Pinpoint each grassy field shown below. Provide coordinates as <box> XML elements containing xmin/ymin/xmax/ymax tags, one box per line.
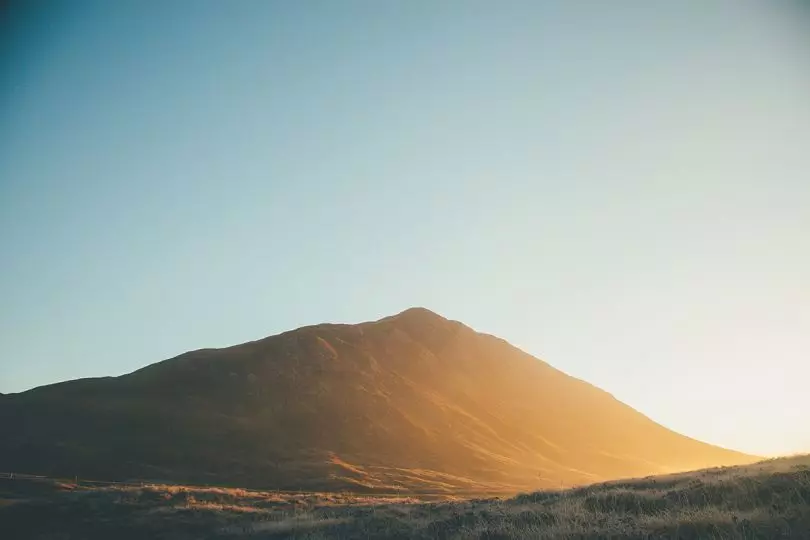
<box><xmin>1</xmin><ymin>455</ymin><xmax>808</xmax><ymax>539</ymax></box>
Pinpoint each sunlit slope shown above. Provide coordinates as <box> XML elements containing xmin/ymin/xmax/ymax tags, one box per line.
<box><xmin>0</xmin><ymin>308</ymin><xmax>755</xmax><ymax>492</ymax></box>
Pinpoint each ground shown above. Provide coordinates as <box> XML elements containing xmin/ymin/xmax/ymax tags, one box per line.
<box><xmin>1</xmin><ymin>455</ymin><xmax>808</xmax><ymax>539</ymax></box>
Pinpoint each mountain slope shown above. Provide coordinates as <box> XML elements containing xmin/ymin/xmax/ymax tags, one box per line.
<box><xmin>0</xmin><ymin>308</ymin><xmax>755</xmax><ymax>493</ymax></box>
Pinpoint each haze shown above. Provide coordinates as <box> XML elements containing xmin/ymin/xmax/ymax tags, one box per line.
<box><xmin>1</xmin><ymin>1</ymin><xmax>808</xmax><ymax>457</ymax></box>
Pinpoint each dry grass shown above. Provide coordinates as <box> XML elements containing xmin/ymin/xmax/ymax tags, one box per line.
<box><xmin>1</xmin><ymin>454</ymin><xmax>808</xmax><ymax>539</ymax></box>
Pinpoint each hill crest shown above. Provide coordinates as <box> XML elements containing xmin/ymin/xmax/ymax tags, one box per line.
<box><xmin>0</xmin><ymin>307</ymin><xmax>756</xmax><ymax>493</ymax></box>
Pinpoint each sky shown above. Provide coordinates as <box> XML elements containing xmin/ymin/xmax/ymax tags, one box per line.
<box><xmin>1</xmin><ymin>1</ymin><xmax>809</xmax><ymax>457</ymax></box>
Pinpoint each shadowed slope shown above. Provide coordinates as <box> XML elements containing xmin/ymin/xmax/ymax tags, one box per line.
<box><xmin>0</xmin><ymin>308</ymin><xmax>755</xmax><ymax>492</ymax></box>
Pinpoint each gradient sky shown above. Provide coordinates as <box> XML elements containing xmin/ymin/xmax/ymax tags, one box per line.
<box><xmin>2</xmin><ymin>1</ymin><xmax>809</xmax><ymax>456</ymax></box>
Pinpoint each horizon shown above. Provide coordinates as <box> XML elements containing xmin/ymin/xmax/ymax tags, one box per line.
<box><xmin>2</xmin><ymin>1</ymin><xmax>809</xmax><ymax>458</ymax></box>
<box><xmin>0</xmin><ymin>303</ymin><xmax>801</xmax><ymax>459</ymax></box>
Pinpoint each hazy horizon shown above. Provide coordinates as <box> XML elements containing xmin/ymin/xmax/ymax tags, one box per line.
<box><xmin>2</xmin><ymin>1</ymin><xmax>809</xmax><ymax>457</ymax></box>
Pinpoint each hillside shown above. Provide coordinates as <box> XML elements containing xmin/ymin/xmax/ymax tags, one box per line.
<box><xmin>3</xmin><ymin>455</ymin><xmax>808</xmax><ymax>539</ymax></box>
<box><xmin>0</xmin><ymin>308</ymin><xmax>755</xmax><ymax>493</ymax></box>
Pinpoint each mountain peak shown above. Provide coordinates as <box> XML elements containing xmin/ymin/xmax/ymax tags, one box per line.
<box><xmin>379</xmin><ymin>307</ymin><xmax>455</xmax><ymax>333</ymax></box>
<box><xmin>392</xmin><ymin>306</ymin><xmax>446</xmax><ymax>321</ymax></box>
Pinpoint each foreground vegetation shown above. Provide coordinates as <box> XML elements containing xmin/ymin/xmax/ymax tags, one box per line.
<box><xmin>1</xmin><ymin>455</ymin><xmax>808</xmax><ymax>539</ymax></box>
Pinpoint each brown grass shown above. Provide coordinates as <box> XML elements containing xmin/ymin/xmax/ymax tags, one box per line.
<box><xmin>1</xmin><ymin>454</ymin><xmax>808</xmax><ymax>539</ymax></box>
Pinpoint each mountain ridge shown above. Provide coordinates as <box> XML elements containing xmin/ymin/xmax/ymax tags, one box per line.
<box><xmin>0</xmin><ymin>307</ymin><xmax>756</xmax><ymax>493</ymax></box>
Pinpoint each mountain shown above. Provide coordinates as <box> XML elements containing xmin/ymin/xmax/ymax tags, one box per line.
<box><xmin>0</xmin><ymin>308</ymin><xmax>755</xmax><ymax>493</ymax></box>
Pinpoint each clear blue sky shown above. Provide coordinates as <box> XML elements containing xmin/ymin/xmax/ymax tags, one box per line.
<box><xmin>2</xmin><ymin>1</ymin><xmax>809</xmax><ymax>456</ymax></box>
